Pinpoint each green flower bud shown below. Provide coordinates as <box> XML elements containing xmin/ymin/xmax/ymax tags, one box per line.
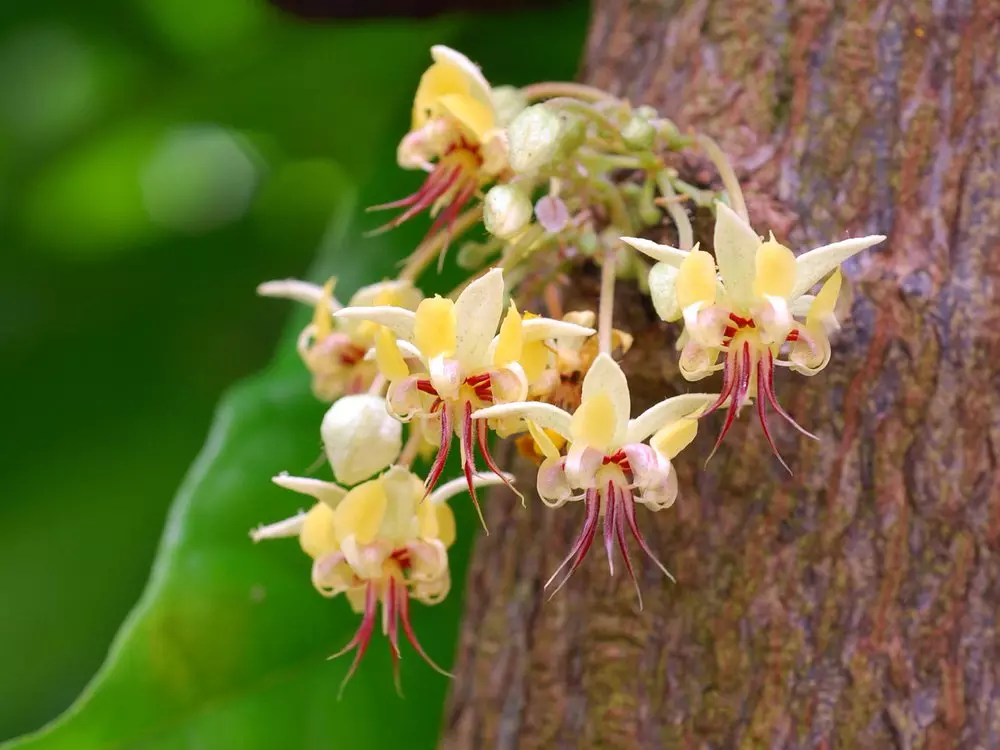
<box><xmin>622</xmin><ymin>116</ymin><xmax>656</xmax><ymax>150</ymax></box>
<box><xmin>507</xmin><ymin>104</ymin><xmax>563</xmax><ymax>175</ymax></box>
<box><xmin>490</xmin><ymin>85</ymin><xmax>529</xmax><ymax>126</ymax></box>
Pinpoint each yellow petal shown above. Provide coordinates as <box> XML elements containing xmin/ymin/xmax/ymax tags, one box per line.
<box><xmin>675</xmin><ymin>250</ymin><xmax>717</xmax><ymax>310</ymax></box>
<box><xmin>312</xmin><ymin>278</ymin><xmax>336</xmax><ymax>340</ymax></box>
<box><xmin>437</xmin><ymin>93</ymin><xmax>495</xmax><ymax>143</ymax></box>
<box><xmin>299</xmin><ymin>503</ymin><xmax>339</xmax><ymax>559</ymax></box>
<box><xmin>492</xmin><ymin>302</ymin><xmax>523</xmax><ymax>366</ymax></box>
<box><xmin>650</xmin><ymin>418</ymin><xmax>699</xmax><ymax>459</ymax></box>
<box><xmin>807</xmin><ymin>268</ymin><xmax>842</xmax><ymax>326</ymax></box>
<box><xmin>520</xmin><ymin>340</ymin><xmax>550</xmax><ymax>384</ymax></box>
<box><xmin>333</xmin><ymin>479</ymin><xmax>388</xmax><ymax>546</ymax></box>
<box><xmin>569</xmin><ymin>392</ymin><xmax>618</xmax><ymax>452</ymax></box>
<box><xmin>526</xmin><ymin>419</ymin><xmax>561</xmax><ymax>460</ymax></box>
<box><xmin>414</xmin><ymin>296</ymin><xmax>456</xmax><ymax>359</ymax></box>
<box><xmin>375</xmin><ymin>327</ymin><xmax>410</xmax><ymax>380</ymax></box>
<box><xmin>419</xmin><ymin>502</ymin><xmax>456</xmax><ymax>548</ymax></box>
<box><xmin>753</xmin><ymin>234</ymin><xmax>797</xmax><ymax>299</ymax></box>
<box><xmin>412</xmin><ymin>61</ymin><xmax>469</xmax><ymax>129</ymax></box>
<box><xmin>345</xmin><ymin>587</ymin><xmax>368</xmax><ymax>613</ymax></box>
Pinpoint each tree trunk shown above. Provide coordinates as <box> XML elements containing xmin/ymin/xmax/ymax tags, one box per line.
<box><xmin>442</xmin><ymin>1</ymin><xmax>1000</xmax><ymax>748</ymax></box>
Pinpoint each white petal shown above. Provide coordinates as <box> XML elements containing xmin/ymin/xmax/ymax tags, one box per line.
<box><xmin>430</xmin><ymin>472</ymin><xmax>515</xmax><ymax>505</ymax></box>
<box><xmin>321</xmin><ymin>395</ymin><xmax>402</xmax><ymax>486</ymax></box>
<box><xmin>472</xmin><ymin>401</ymin><xmax>573</xmax><ymax>438</ymax></box>
<box><xmin>348</xmin><ymin>279</ymin><xmax>422</xmax><ymax>310</ymax></box>
<box><xmin>430</xmin><ymin>45</ymin><xmax>494</xmax><ymax>110</ymax></box>
<box><xmin>521</xmin><ymin>316</ymin><xmax>595</xmax><ymax>342</ymax></box>
<box><xmin>648</xmin><ymin>262</ymin><xmax>682</xmax><ymax>322</ymax></box>
<box><xmin>581</xmin><ymin>353</ymin><xmax>630</xmax><ymax>444</ymax></box>
<box><xmin>250</xmin><ymin>512</ymin><xmax>307</xmax><ymax>542</ymax></box>
<box><xmin>713</xmin><ymin>201</ymin><xmax>760</xmax><ymax>309</ymax></box>
<box><xmin>256</xmin><ymin>279</ymin><xmax>327</xmax><ymax>307</ymax></box>
<box><xmin>271</xmin><ymin>473</ymin><xmax>347</xmax><ymax>510</ymax></box>
<box><xmin>791</xmin><ymin>235</ymin><xmax>886</xmax><ymax>300</ymax></box>
<box><xmin>334</xmin><ymin>306</ymin><xmax>416</xmax><ymax>341</ymax></box>
<box><xmin>454</xmin><ymin>268</ymin><xmax>505</xmax><ymax>369</ymax></box>
<box><xmin>626</xmin><ymin>393</ymin><xmax>720</xmax><ymax>444</ymax></box>
<box><xmin>620</xmin><ymin>236</ymin><xmax>689</xmax><ymax>267</ymax></box>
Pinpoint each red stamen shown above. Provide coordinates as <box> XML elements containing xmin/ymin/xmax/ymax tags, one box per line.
<box><xmin>397</xmin><ymin>582</ymin><xmax>453</xmax><ymax>677</ymax></box>
<box><xmin>546</xmin><ymin>488</ymin><xmax>601</xmax><ymax>598</ymax></box>
<box><xmin>612</xmin><ymin>484</ymin><xmax>643</xmax><ymax>609</ymax></box>
<box><xmin>461</xmin><ymin>400</ymin><xmax>488</xmax><ymax>531</ymax></box>
<box><xmin>476</xmin><ymin>418</ymin><xmax>521</xmax><ymax>502</ymax></box>
<box><xmin>331</xmin><ymin>582</ymin><xmax>378</xmax><ymax>698</ymax></box>
<box><xmin>701</xmin><ymin>347</ymin><xmax>738</xmax><ymax>417</ymax></box>
<box><xmin>706</xmin><ymin>342</ymin><xmax>745</xmax><ymax>463</ymax></box>
<box><xmin>424</xmin><ymin>407</ymin><xmax>452</xmax><ymax>496</ymax></box>
<box><xmin>620</xmin><ymin>490</ymin><xmax>675</xmax><ymax>583</ymax></box>
<box><xmin>756</xmin><ymin>360</ymin><xmax>792</xmax><ymax>475</ymax></box>
<box><xmin>367</xmin><ymin>163</ymin><xmax>463</xmax><ymax>235</ymax></box>
<box><xmin>760</xmin><ymin>348</ymin><xmax>818</xmax><ymax>441</ymax></box>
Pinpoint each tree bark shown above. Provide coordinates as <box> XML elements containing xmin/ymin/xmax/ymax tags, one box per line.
<box><xmin>442</xmin><ymin>1</ymin><xmax>1000</xmax><ymax>748</ymax></box>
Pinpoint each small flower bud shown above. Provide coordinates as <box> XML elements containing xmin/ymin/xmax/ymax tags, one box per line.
<box><xmin>490</xmin><ymin>85</ymin><xmax>528</xmax><ymax>126</ymax></box>
<box><xmin>507</xmin><ymin>104</ymin><xmax>562</xmax><ymax>175</ymax></box>
<box><xmin>321</xmin><ymin>394</ymin><xmax>401</xmax><ymax>486</ymax></box>
<box><xmin>621</xmin><ymin>116</ymin><xmax>656</xmax><ymax>150</ymax></box>
<box><xmin>483</xmin><ymin>184</ymin><xmax>533</xmax><ymax>239</ymax></box>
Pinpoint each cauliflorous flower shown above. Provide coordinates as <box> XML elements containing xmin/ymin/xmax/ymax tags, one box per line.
<box><xmin>252</xmin><ymin>466</ymin><xmax>511</xmax><ymax>693</ymax></box>
<box><xmin>334</xmin><ymin>268</ymin><xmax>593</xmax><ymax>526</ymax></box>
<box><xmin>474</xmin><ymin>354</ymin><xmax>717</xmax><ymax>605</ymax></box>
<box><xmin>370</xmin><ymin>45</ymin><xmax>508</xmax><ymax>236</ymax></box>
<box><xmin>622</xmin><ymin>203</ymin><xmax>884</xmax><ymax>468</ymax></box>
<box><xmin>257</xmin><ymin>277</ymin><xmax>422</xmax><ymax>400</ymax></box>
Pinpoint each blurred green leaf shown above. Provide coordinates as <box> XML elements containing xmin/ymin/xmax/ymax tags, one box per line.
<box><xmin>0</xmin><ymin>4</ymin><xmax>587</xmax><ymax>747</ymax></box>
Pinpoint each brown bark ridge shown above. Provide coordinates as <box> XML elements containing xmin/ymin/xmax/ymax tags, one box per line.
<box><xmin>442</xmin><ymin>1</ymin><xmax>1000</xmax><ymax>748</ymax></box>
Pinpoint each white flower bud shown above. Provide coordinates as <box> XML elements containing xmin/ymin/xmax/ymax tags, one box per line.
<box><xmin>507</xmin><ymin>104</ymin><xmax>562</xmax><ymax>175</ymax></box>
<box><xmin>321</xmin><ymin>394</ymin><xmax>401</xmax><ymax>486</ymax></box>
<box><xmin>483</xmin><ymin>184</ymin><xmax>533</xmax><ymax>239</ymax></box>
<box><xmin>648</xmin><ymin>261</ymin><xmax>682</xmax><ymax>322</ymax></box>
<box><xmin>490</xmin><ymin>85</ymin><xmax>528</xmax><ymax>126</ymax></box>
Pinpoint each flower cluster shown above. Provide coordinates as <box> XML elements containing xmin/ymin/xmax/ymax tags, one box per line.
<box><xmin>251</xmin><ymin>45</ymin><xmax>885</xmax><ymax>693</ymax></box>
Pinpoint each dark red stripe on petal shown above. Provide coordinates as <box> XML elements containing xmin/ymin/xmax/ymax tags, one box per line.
<box><xmin>333</xmin><ymin>582</ymin><xmax>379</xmax><ymax>699</ymax></box>
<box><xmin>546</xmin><ymin>488</ymin><xmax>601</xmax><ymax>598</ymax></box>
<box><xmin>398</xmin><ymin>583</ymin><xmax>453</xmax><ymax>678</ymax></box>
<box><xmin>622</xmin><ymin>490</ymin><xmax>675</xmax><ymax>583</ymax></box>
<box><xmin>423</xmin><ymin>407</ymin><xmax>452</xmax><ymax>497</ymax></box>
<box><xmin>461</xmin><ymin>400</ymin><xmax>488</xmax><ymax>532</ymax></box>
<box><xmin>761</xmin><ymin>348</ymin><xmax>818</xmax><ymax>441</ymax></box>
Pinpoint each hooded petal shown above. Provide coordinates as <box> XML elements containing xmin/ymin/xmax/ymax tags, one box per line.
<box><xmin>472</xmin><ymin>401</ymin><xmax>573</xmax><ymax>438</ymax></box>
<box><xmin>271</xmin><ymin>473</ymin><xmax>348</xmax><ymax>510</ymax></box>
<box><xmin>791</xmin><ymin>234</ymin><xmax>886</xmax><ymax>300</ymax></box>
<box><xmin>581</xmin><ymin>353</ymin><xmax>630</xmax><ymax>445</ymax></box>
<box><xmin>454</xmin><ymin>268</ymin><xmax>506</xmax><ymax>369</ymax></box>
<box><xmin>620</xmin><ymin>236</ymin><xmax>689</xmax><ymax>267</ymax></box>
<box><xmin>713</xmin><ymin>201</ymin><xmax>760</xmax><ymax>310</ymax></box>
<box><xmin>334</xmin><ymin>306</ymin><xmax>416</xmax><ymax>342</ymax></box>
<box><xmin>537</xmin><ymin>457</ymin><xmax>573</xmax><ymax>507</ymax></box>
<box><xmin>625</xmin><ymin>393</ymin><xmax>719</xmax><ymax>444</ymax></box>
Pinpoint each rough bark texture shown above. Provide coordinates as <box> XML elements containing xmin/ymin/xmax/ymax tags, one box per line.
<box><xmin>442</xmin><ymin>1</ymin><xmax>1000</xmax><ymax>748</ymax></box>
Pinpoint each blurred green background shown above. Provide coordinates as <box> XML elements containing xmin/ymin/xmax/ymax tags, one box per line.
<box><xmin>0</xmin><ymin>0</ymin><xmax>586</xmax><ymax>745</ymax></box>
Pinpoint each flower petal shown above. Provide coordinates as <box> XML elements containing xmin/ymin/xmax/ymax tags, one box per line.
<box><xmin>333</xmin><ymin>479</ymin><xmax>388</xmax><ymax>546</ymax></box>
<box><xmin>676</xmin><ymin>248</ymin><xmax>718</xmax><ymax>310</ymax></box>
<box><xmin>753</xmin><ymin>235</ymin><xmax>797</xmax><ymax>300</ymax></box>
<box><xmin>437</xmin><ymin>93</ymin><xmax>496</xmax><ymax>143</ymax></box>
<box><xmin>569</xmin><ymin>392</ymin><xmax>618</xmax><ymax>452</ymax></box>
<box><xmin>375</xmin><ymin>327</ymin><xmax>411</xmax><ymax>380</ymax></box>
<box><xmin>429</xmin><ymin>472</ymin><xmax>514</xmax><ymax>506</ymax></box>
<box><xmin>257</xmin><ymin>279</ymin><xmax>327</xmax><ymax>307</ymax></box>
<box><xmin>335</xmin><ymin>306</ymin><xmax>416</xmax><ymax>342</ymax></box>
<box><xmin>649</xmin><ymin>418</ymin><xmax>699</xmax><ymax>459</ymax></box>
<box><xmin>713</xmin><ymin>201</ymin><xmax>760</xmax><ymax>309</ymax></box>
<box><xmin>521</xmin><ymin>316</ymin><xmax>595</xmax><ymax>341</ymax></box>
<box><xmin>348</xmin><ymin>279</ymin><xmax>422</xmax><ymax>310</ymax></box>
<box><xmin>454</xmin><ymin>268</ymin><xmax>506</xmax><ymax>369</ymax></box>
<box><xmin>581</xmin><ymin>353</ymin><xmax>630</xmax><ymax>445</ymax></box>
<box><xmin>250</xmin><ymin>512</ymin><xmax>307</xmax><ymax>543</ymax></box>
<box><xmin>271</xmin><ymin>472</ymin><xmax>348</xmax><ymax>510</ymax></box>
<box><xmin>299</xmin><ymin>503</ymin><xmax>339</xmax><ymax>559</ymax></box>
<box><xmin>492</xmin><ymin>302</ymin><xmax>523</xmax><ymax>366</ymax></box>
<box><xmin>792</xmin><ymin>234</ymin><xmax>886</xmax><ymax>300</ymax></box>
<box><xmin>414</xmin><ymin>296</ymin><xmax>457</xmax><ymax>359</ymax></box>
<box><xmin>472</xmin><ymin>401</ymin><xmax>573</xmax><ymax>438</ymax></box>
<box><xmin>620</xmin><ymin>236</ymin><xmax>689</xmax><ymax>267</ymax></box>
<box><xmin>807</xmin><ymin>267</ymin><xmax>842</xmax><ymax>326</ymax></box>
<box><xmin>537</xmin><ymin>457</ymin><xmax>573</xmax><ymax>507</ymax></box>
<box><xmin>648</xmin><ymin>262</ymin><xmax>682</xmax><ymax>322</ymax></box>
<box><xmin>625</xmin><ymin>392</ymin><xmax>719</xmax><ymax>444</ymax></box>
<box><xmin>526</xmin><ymin>419</ymin><xmax>561</xmax><ymax>460</ymax></box>
<box><xmin>429</xmin><ymin>45</ymin><xmax>493</xmax><ymax>112</ymax></box>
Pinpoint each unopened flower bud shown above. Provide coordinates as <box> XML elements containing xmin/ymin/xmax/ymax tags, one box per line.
<box><xmin>622</xmin><ymin>115</ymin><xmax>656</xmax><ymax>150</ymax></box>
<box><xmin>321</xmin><ymin>394</ymin><xmax>401</xmax><ymax>485</ymax></box>
<box><xmin>490</xmin><ymin>85</ymin><xmax>528</xmax><ymax>126</ymax></box>
<box><xmin>535</xmin><ymin>194</ymin><xmax>569</xmax><ymax>233</ymax></box>
<box><xmin>507</xmin><ymin>104</ymin><xmax>562</xmax><ymax>175</ymax></box>
<box><xmin>483</xmin><ymin>184</ymin><xmax>533</xmax><ymax>239</ymax></box>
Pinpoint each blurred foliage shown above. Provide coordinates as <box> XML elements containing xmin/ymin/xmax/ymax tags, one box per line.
<box><xmin>0</xmin><ymin>0</ymin><xmax>587</xmax><ymax>746</ymax></box>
